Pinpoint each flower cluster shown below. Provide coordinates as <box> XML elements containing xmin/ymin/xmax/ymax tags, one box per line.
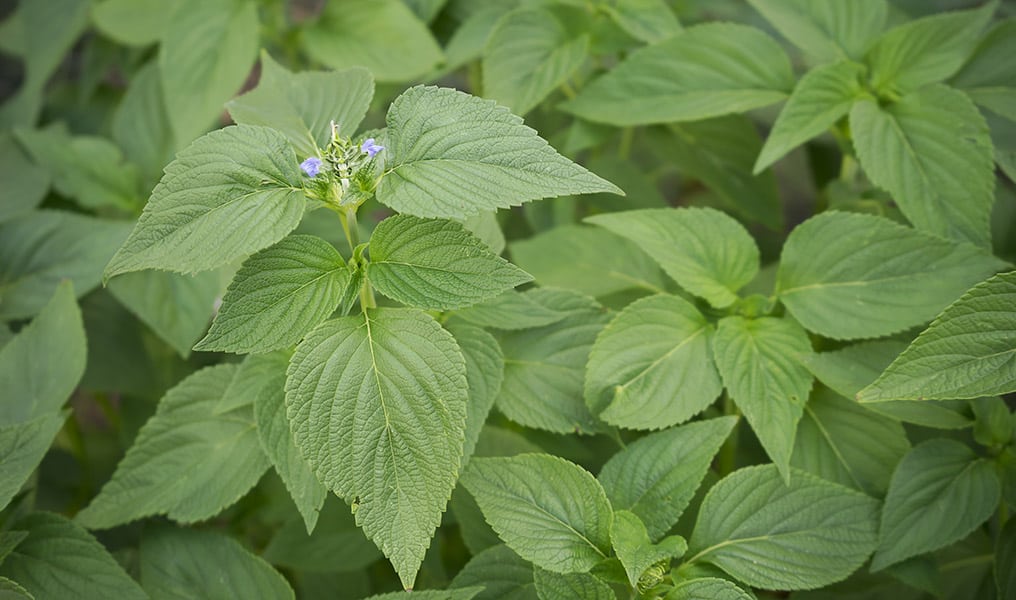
<box><xmin>298</xmin><ymin>120</ymin><xmax>384</xmax><ymax>207</ymax></box>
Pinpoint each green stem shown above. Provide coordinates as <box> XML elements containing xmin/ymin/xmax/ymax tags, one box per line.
<box><xmin>717</xmin><ymin>392</ymin><xmax>739</xmax><ymax>476</ymax></box>
<box><xmin>617</xmin><ymin>127</ymin><xmax>634</xmax><ymax>160</ymax></box>
<box><xmin>560</xmin><ymin>81</ymin><xmax>577</xmax><ymax>99</ymax></box>
<box><xmin>340</xmin><ymin>207</ymin><xmax>377</xmax><ymax>310</ymax></box>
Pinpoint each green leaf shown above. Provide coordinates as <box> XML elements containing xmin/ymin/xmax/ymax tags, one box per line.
<box><xmin>302</xmin><ymin>0</ymin><xmax>442</xmax><ymax>82</ymax></box>
<box><xmin>461</xmin><ymin>454</ymin><xmax>612</xmax><ymax>573</ymax></box>
<box><xmin>403</xmin><ymin>0</ymin><xmax>446</xmax><ymax>23</ymax></box>
<box><xmin>449</xmin><ymin>544</ymin><xmax>537</xmax><ymax>600</ymax></box>
<box><xmin>951</xmin><ymin>19</ymin><xmax>1016</xmax><ymax>121</ymax></box>
<box><xmin>871</xmin><ymin>439</ymin><xmax>1001</xmax><ymax>571</ymax></box>
<box><xmin>444</xmin><ymin>6</ymin><xmax>513</xmax><ymax>71</ymax></box>
<box><xmin>587</xmin><ymin>207</ymin><xmax>759</xmax><ymax>308</ymax></box>
<box><xmin>688</xmin><ymin>465</ymin><xmax>880</xmax><ymax>590</ymax></box>
<box><xmin>227</xmin><ymin>51</ymin><xmax>374</xmax><ymax>158</ymax></box>
<box><xmin>367</xmin><ymin>215</ymin><xmax>531</xmax><ymax>310</ymax></box>
<box><xmin>532</xmin><ymin>567</ymin><xmax>614</xmax><ymax>600</ymax></box>
<box><xmin>445</xmin><ymin>321</ymin><xmax>504</xmax><ymax>467</ymax></box>
<box><xmin>665</xmin><ymin>577</ymin><xmax>754</xmax><ymax>600</ymax></box>
<box><xmin>777</xmin><ymin>212</ymin><xmax>1007</xmax><ymax>339</ymax></box>
<box><xmin>858</xmin><ymin>271</ymin><xmax>1016</xmax><ymax>402</ymax></box>
<box><xmin>140</xmin><ymin>527</ymin><xmax>293</xmax><ymax>600</ymax></box>
<box><xmin>866</xmin><ymin>2</ymin><xmax>995</xmax><ymax>93</ymax></box>
<box><xmin>0</xmin><ymin>281</ymin><xmax>84</xmax><ymax>424</ymax></box>
<box><xmin>262</xmin><ymin>496</ymin><xmax>381</xmax><ymax>573</ymax></box>
<box><xmin>159</xmin><ymin>0</ymin><xmax>259</xmax><ymax>144</ymax></box>
<box><xmin>0</xmin><ymin>413</ymin><xmax>66</xmax><ymax>511</ymax></box>
<box><xmin>850</xmin><ymin>84</ymin><xmax>995</xmax><ymax>247</ymax></box>
<box><xmin>92</xmin><ymin>0</ymin><xmax>175</xmax><ymax>46</ymax></box>
<box><xmin>495</xmin><ymin>289</ymin><xmax>609</xmax><ymax>434</ymax></box>
<box><xmin>713</xmin><ymin>316</ymin><xmax>813</xmax><ymax>481</ymax></box>
<box><xmin>378</xmin><ymin>86</ymin><xmax>622</xmax><ymax>220</ymax></box>
<box><xmin>104</xmin><ymin>125</ymin><xmax>306</xmax><ymax>279</ymax></box>
<box><xmin>217</xmin><ymin>351</ymin><xmax>288</xmax><ymax>413</ymax></box>
<box><xmin>598</xmin><ymin>417</ymin><xmax>736</xmax><ymax>540</ymax></box>
<box><xmin>453</xmin><ymin>290</ymin><xmax>569</xmax><ymax>331</ymax></box>
<box><xmin>462</xmin><ymin>210</ymin><xmax>506</xmax><ymax>255</ymax></box>
<box><xmin>561</xmin><ymin>23</ymin><xmax>793</xmax><ymax>126</ymax></box>
<box><xmin>604</xmin><ymin>0</ymin><xmax>681</xmax><ymax>44</ymax></box>
<box><xmin>997</xmin><ymin>518</ymin><xmax>1016</xmax><ymax>599</ymax></box>
<box><xmin>285</xmin><ymin>308</ymin><xmax>467</xmax><ymax>589</ymax></box>
<box><xmin>76</xmin><ymin>364</ymin><xmax>270</xmax><ymax>529</ymax></box>
<box><xmin>754</xmin><ymin>61</ymin><xmax>864</xmax><ymax>173</ymax></box>
<box><xmin>747</xmin><ymin>0</ymin><xmax>888</xmax><ymax>62</ymax></box>
<box><xmin>0</xmin><ymin>576</ymin><xmax>31</xmax><ymax>599</ymax></box>
<box><xmin>0</xmin><ymin>133</ymin><xmax>47</xmax><ymax>223</ymax></box>
<box><xmin>365</xmin><ymin>589</ymin><xmax>482</xmax><ymax>600</ymax></box>
<box><xmin>510</xmin><ymin>226</ymin><xmax>665</xmax><ymax>298</ymax></box>
<box><xmin>195</xmin><ymin>235</ymin><xmax>349</xmax><ymax>354</ymax></box>
<box><xmin>112</xmin><ymin>61</ymin><xmax>176</xmax><ymax>190</ymax></box>
<box><xmin>791</xmin><ymin>388</ymin><xmax>909</xmax><ymax>497</ymax></box>
<box><xmin>611</xmin><ymin>510</ymin><xmax>687</xmax><ymax>587</ymax></box>
<box><xmin>0</xmin><ymin>211</ymin><xmax>131</xmax><ymax>320</ymax></box>
<box><xmin>0</xmin><ymin>512</ymin><xmax>146</xmax><ymax>600</ymax></box>
<box><xmin>481</xmin><ymin>7</ymin><xmax>589</xmax><ymax>116</ymax></box>
<box><xmin>585</xmin><ymin>294</ymin><xmax>721</xmax><ymax>430</ymax></box>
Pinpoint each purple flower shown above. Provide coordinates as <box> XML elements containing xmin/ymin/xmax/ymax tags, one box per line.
<box><xmin>361</xmin><ymin>138</ymin><xmax>384</xmax><ymax>158</ymax></box>
<box><xmin>300</xmin><ymin>156</ymin><xmax>322</xmax><ymax>177</ymax></box>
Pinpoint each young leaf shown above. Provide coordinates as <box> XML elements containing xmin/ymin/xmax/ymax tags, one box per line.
<box><xmin>0</xmin><ymin>413</ymin><xmax>67</xmax><ymax>511</ymax></box>
<box><xmin>227</xmin><ymin>52</ymin><xmax>374</xmax><ymax>158</ymax></box>
<box><xmin>585</xmin><ymin>294</ymin><xmax>721</xmax><ymax>430</ymax></box>
<box><xmin>449</xmin><ymin>544</ymin><xmax>536</xmax><ymax>599</ymax></box>
<box><xmin>561</xmin><ymin>23</ymin><xmax>793</xmax><ymax>126</ymax></box>
<box><xmin>194</xmin><ymin>235</ymin><xmax>349</xmax><ymax>354</ymax></box>
<box><xmin>445</xmin><ymin>321</ymin><xmax>504</xmax><ymax>467</ymax></box>
<box><xmin>871</xmin><ymin>439</ymin><xmax>1001</xmax><ymax>571</ymax></box>
<box><xmin>452</xmin><ymin>289</ymin><xmax>570</xmax><ymax>331</ymax></box>
<box><xmin>0</xmin><ymin>512</ymin><xmax>147</xmax><ymax>600</ymax></box>
<box><xmin>850</xmin><ymin>84</ymin><xmax>995</xmax><ymax>247</ymax></box>
<box><xmin>105</xmin><ymin>125</ymin><xmax>306</xmax><ymax>279</ymax></box>
<box><xmin>858</xmin><ymin>271</ymin><xmax>1016</xmax><ymax>402</ymax></box>
<box><xmin>587</xmin><ymin>207</ymin><xmax>760</xmax><ymax>308</ymax></box>
<box><xmin>713</xmin><ymin>316</ymin><xmax>813</xmax><ymax>481</ymax></box>
<box><xmin>75</xmin><ymin>364</ymin><xmax>271</xmax><ymax>529</ymax></box>
<box><xmin>950</xmin><ymin>19</ymin><xmax>1016</xmax><ymax>121</ymax></box>
<box><xmin>747</xmin><ymin>0</ymin><xmax>888</xmax><ymax>62</ymax></box>
<box><xmin>532</xmin><ymin>567</ymin><xmax>614</xmax><ymax>599</ymax></box>
<box><xmin>378</xmin><ymin>86</ymin><xmax>622</xmax><ymax>220</ymax></box>
<box><xmin>777</xmin><ymin>212</ymin><xmax>1007</xmax><ymax>339</ymax></box>
<box><xmin>611</xmin><ymin>510</ymin><xmax>687</xmax><ymax>588</ymax></box>
<box><xmin>604</xmin><ymin>0</ymin><xmax>682</xmax><ymax>44</ymax></box>
<box><xmin>285</xmin><ymin>308</ymin><xmax>467</xmax><ymax>589</ymax></box>
<box><xmin>754</xmin><ymin>61</ymin><xmax>864</xmax><ymax>173</ymax></box>
<box><xmin>598</xmin><ymin>417</ymin><xmax>736</xmax><ymax>540</ymax></box>
<box><xmin>366</xmin><ymin>215</ymin><xmax>532</xmax><ymax>310</ymax></box>
<box><xmin>688</xmin><ymin>465</ymin><xmax>880</xmax><ymax>590</ymax></box>
<box><xmin>460</xmin><ymin>454</ymin><xmax>613</xmax><ymax>573</ymax></box>
<box><xmin>262</xmin><ymin>497</ymin><xmax>381</xmax><ymax>573</ymax></box>
<box><xmin>665</xmin><ymin>577</ymin><xmax>754</xmax><ymax>600</ymax></box>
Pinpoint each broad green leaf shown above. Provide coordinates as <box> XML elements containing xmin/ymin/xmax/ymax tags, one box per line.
<box><xmin>611</xmin><ymin>510</ymin><xmax>687</xmax><ymax>587</ymax></box>
<box><xmin>217</xmin><ymin>351</ymin><xmax>289</xmax><ymax>413</ymax></box>
<box><xmin>754</xmin><ymin>61</ymin><xmax>864</xmax><ymax>173</ymax></box>
<box><xmin>0</xmin><ymin>211</ymin><xmax>131</xmax><ymax>320</ymax></box>
<box><xmin>367</xmin><ymin>215</ymin><xmax>531</xmax><ymax>310</ymax></box>
<box><xmin>461</xmin><ymin>454</ymin><xmax>612</xmax><ymax>573</ymax></box>
<box><xmin>76</xmin><ymin>364</ymin><xmax>270</xmax><ymax>529</ymax></box>
<box><xmin>791</xmin><ymin>388</ymin><xmax>909</xmax><ymax>497</ymax></box>
<box><xmin>112</xmin><ymin>61</ymin><xmax>175</xmax><ymax>190</ymax></box>
<box><xmin>0</xmin><ymin>281</ymin><xmax>84</xmax><ymax>424</ymax></box>
<box><xmin>665</xmin><ymin>578</ymin><xmax>753</xmax><ymax>600</ymax></box>
<box><xmin>866</xmin><ymin>2</ymin><xmax>996</xmax><ymax>93</ymax></box>
<box><xmin>482</xmin><ymin>7</ymin><xmax>589</xmax><ymax>116</ymax></box>
<box><xmin>159</xmin><ymin>0</ymin><xmax>259</xmax><ymax>144</ymax></box>
<box><xmin>598</xmin><ymin>417</ymin><xmax>736</xmax><ymax>540</ymax></box>
<box><xmin>0</xmin><ymin>576</ymin><xmax>31</xmax><ymax>599</ymax></box>
<box><xmin>227</xmin><ymin>52</ymin><xmax>374</xmax><ymax>158</ymax></box>
<box><xmin>449</xmin><ymin>544</ymin><xmax>537</xmax><ymax>600</ymax></box>
<box><xmin>871</xmin><ymin>439</ymin><xmax>1001</xmax><ymax>571</ymax></box>
<box><xmin>0</xmin><ymin>512</ymin><xmax>146</xmax><ymax>600</ymax></box>
<box><xmin>997</xmin><ymin>518</ymin><xmax>1016</xmax><ymax>599</ymax></box>
<box><xmin>462</xmin><ymin>210</ymin><xmax>506</xmax><ymax>255</ymax></box>
<box><xmin>587</xmin><ymin>207</ymin><xmax>759</xmax><ymax>308</ymax></box>
<box><xmin>452</xmin><ymin>290</ymin><xmax>570</xmax><ymax>330</ymax></box>
<box><xmin>378</xmin><ymin>86</ymin><xmax>622</xmax><ymax>220</ymax></box>
<box><xmin>604</xmin><ymin>0</ymin><xmax>681</xmax><ymax>44</ymax></box>
<box><xmin>562</xmin><ymin>23</ymin><xmax>793</xmax><ymax>125</ymax></box>
<box><xmin>262</xmin><ymin>496</ymin><xmax>381</xmax><ymax>573</ymax></box>
<box><xmin>195</xmin><ymin>235</ymin><xmax>349</xmax><ymax>354</ymax></box>
<box><xmin>951</xmin><ymin>19</ymin><xmax>1016</xmax><ymax>121</ymax></box>
<box><xmin>92</xmin><ymin>0</ymin><xmax>175</xmax><ymax>46</ymax></box>
<box><xmin>445</xmin><ymin>321</ymin><xmax>504</xmax><ymax>466</ymax></box>
<box><xmin>0</xmin><ymin>133</ymin><xmax>47</xmax><ymax>222</ymax></box>
<box><xmin>285</xmin><ymin>308</ymin><xmax>467</xmax><ymax>588</ymax></box>
<box><xmin>532</xmin><ymin>567</ymin><xmax>614</xmax><ymax>599</ymax></box>
<box><xmin>366</xmin><ymin>589</ymin><xmax>482</xmax><ymax>600</ymax></box>
<box><xmin>108</xmin><ymin>269</ymin><xmax>218</xmax><ymax>358</ymax></box>
<box><xmin>443</xmin><ymin>5</ymin><xmax>514</xmax><ymax>71</ymax></box>
<box><xmin>585</xmin><ymin>294</ymin><xmax>721</xmax><ymax>430</ymax></box>
<box><xmin>403</xmin><ymin>0</ymin><xmax>446</xmax><ymax>23</ymax></box>
<box><xmin>747</xmin><ymin>0</ymin><xmax>887</xmax><ymax>62</ymax></box>
<box><xmin>777</xmin><ymin>212</ymin><xmax>1007</xmax><ymax>339</ymax></box>
<box><xmin>140</xmin><ymin>527</ymin><xmax>293</xmax><ymax>600</ymax></box>
<box><xmin>713</xmin><ymin>316</ymin><xmax>813</xmax><ymax>481</ymax></box>
<box><xmin>858</xmin><ymin>271</ymin><xmax>1016</xmax><ymax>402</ymax></box>
<box><xmin>495</xmin><ymin>289</ymin><xmax>609</xmax><ymax>434</ymax></box>
<box><xmin>688</xmin><ymin>465</ymin><xmax>879</xmax><ymax>590</ymax></box>
<box><xmin>0</xmin><ymin>413</ymin><xmax>66</xmax><ymax>511</ymax></box>
<box><xmin>510</xmin><ymin>226</ymin><xmax>665</xmax><ymax>298</ymax></box>
<box><xmin>850</xmin><ymin>84</ymin><xmax>995</xmax><ymax>247</ymax></box>
<box><xmin>302</xmin><ymin>0</ymin><xmax>442</xmax><ymax>82</ymax></box>
<box><xmin>104</xmin><ymin>125</ymin><xmax>306</xmax><ymax>279</ymax></box>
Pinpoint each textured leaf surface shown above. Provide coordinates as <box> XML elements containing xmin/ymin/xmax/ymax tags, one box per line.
<box><xmin>747</xmin><ymin>0</ymin><xmax>887</xmax><ymax>61</ymax></box>
<box><xmin>195</xmin><ymin>235</ymin><xmax>349</xmax><ymax>354</ymax></box>
<box><xmin>105</xmin><ymin>125</ymin><xmax>306</xmax><ymax>278</ymax></box>
<box><xmin>461</xmin><ymin>454</ymin><xmax>612</xmax><ymax>573</ymax></box>
<box><xmin>76</xmin><ymin>365</ymin><xmax>270</xmax><ymax>529</ymax></box>
<box><xmin>452</xmin><ymin>290</ymin><xmax>570</xmax><ymax>331</ymax></box>
<box><xmin>262</xmin><ymin>496</ymin><xmax>380</xmax><ymax>573</ymax></box>
<box><xmin>445</xmin><ymin>321</ymin><xmax>504</xmax><ymax>467</ymax></box>
<box><xmin>585</xmin><ymin>294</ymin><xmax>721</xmax><ymax>430</ymax></box>
<box><xmin>605</xmin><ymin>0</ymin><xmax>681</xmax><ymax>44</ymax></box>
<box><xmin>378</xmin><ymin>86</ymin><xmax>621</xmax><ymax>220</ymax></box>
<box><xmin>611</xmin><ymin>510</ymin><xmax>687</xmax><ymax>587</ymax></box>
<box><xmin>532</xmin><ymin>568</ymin><xmax>614</xmax><ymax>599</ymax></box>
<box><xmin>449</xmin><ymin>544</ymin><xmax>537</xmax><ymax>600</ymax></box>
<box><xmin>689</xmin><ymin>465</ymin><xmax>879</xmax><ymax>590</ymax></box>
<box><xmin>562</xmin><ymin>23</ymin><xmax>793</xmax><ymax>125</ymax></box>
<box><xmin>858</xmin><ymin>271</ymin><xmax>1016</xmax><ymax>402</ymax></box>
<box><xmin>850</xmin><ymin>84</ymin><xmax>995</xmax><ymax>247</ymax></box>
<box><xmin>872</xmin><ymin>439</ymin><xmax>1001</xmax><ymax>571</ymax></box>
<box><xmin>777</xmin><ymin>212</ymin><xmax>1006</xmax><ymax>339</ymax></box>
<box><xmin>713</xmin><ymin>316</ymin><xmax>813</xmax><ymax>480</ymax></box>
<box><xmin>285</xmin><ymin>308</ymin><xmax>467</xmax><ymax>588</ymax></box>
<box><xmin>0</xmin><ymin>413</ymin><xmax>66</xmax><ymax>511</ymax></box>
<box><xmin>665</xmin><ymin>577</ymin><xmax>754</xmax><ymax>600</ymax></box>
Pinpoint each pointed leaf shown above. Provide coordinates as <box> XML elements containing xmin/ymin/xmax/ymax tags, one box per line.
<box><xmin>0</xmin><ymin>413</ymin><xmax>66</xmax><ymax>511</ymax></box>
<box><xmin>605</xmin><ymin>0</ymin><xmax>682</xmax><ymax>44</ymax></box>
<box><xmin>747</xmin><ymin>0</ymin><xmax>888</xmax><ymax>62</ymax></box>
<box><xmin>452</xmin><ymin>290</ymin><xmax>570</xmax><ymax>331</ymax></box>
<box><xmin>951</xmin><ymin>19</ymin><xmax>1016</xmax><ymax>121</ymax></box>
<box><xmin>217</xmin><ymin>351</ymin><xmax>288</xmax><ymax>413</ymax></box>
<box><xmin>91</xmin><ymin>0</ymin><xmax>174</xmax><ymax>46</ymax></box>
<box><xmin>261</xmin><ymin>497</ymin><xmax>380</xmax><ymax>573</ymax></box>
<box><xmin>112</xmin><ymin>61</ymin><xmax>175</xmax><ymax>189</ymax></box>
<box><xmin>611</xmin><ymin>510</ymin><xmax>687</xmax><ymax>587</ymax></box>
